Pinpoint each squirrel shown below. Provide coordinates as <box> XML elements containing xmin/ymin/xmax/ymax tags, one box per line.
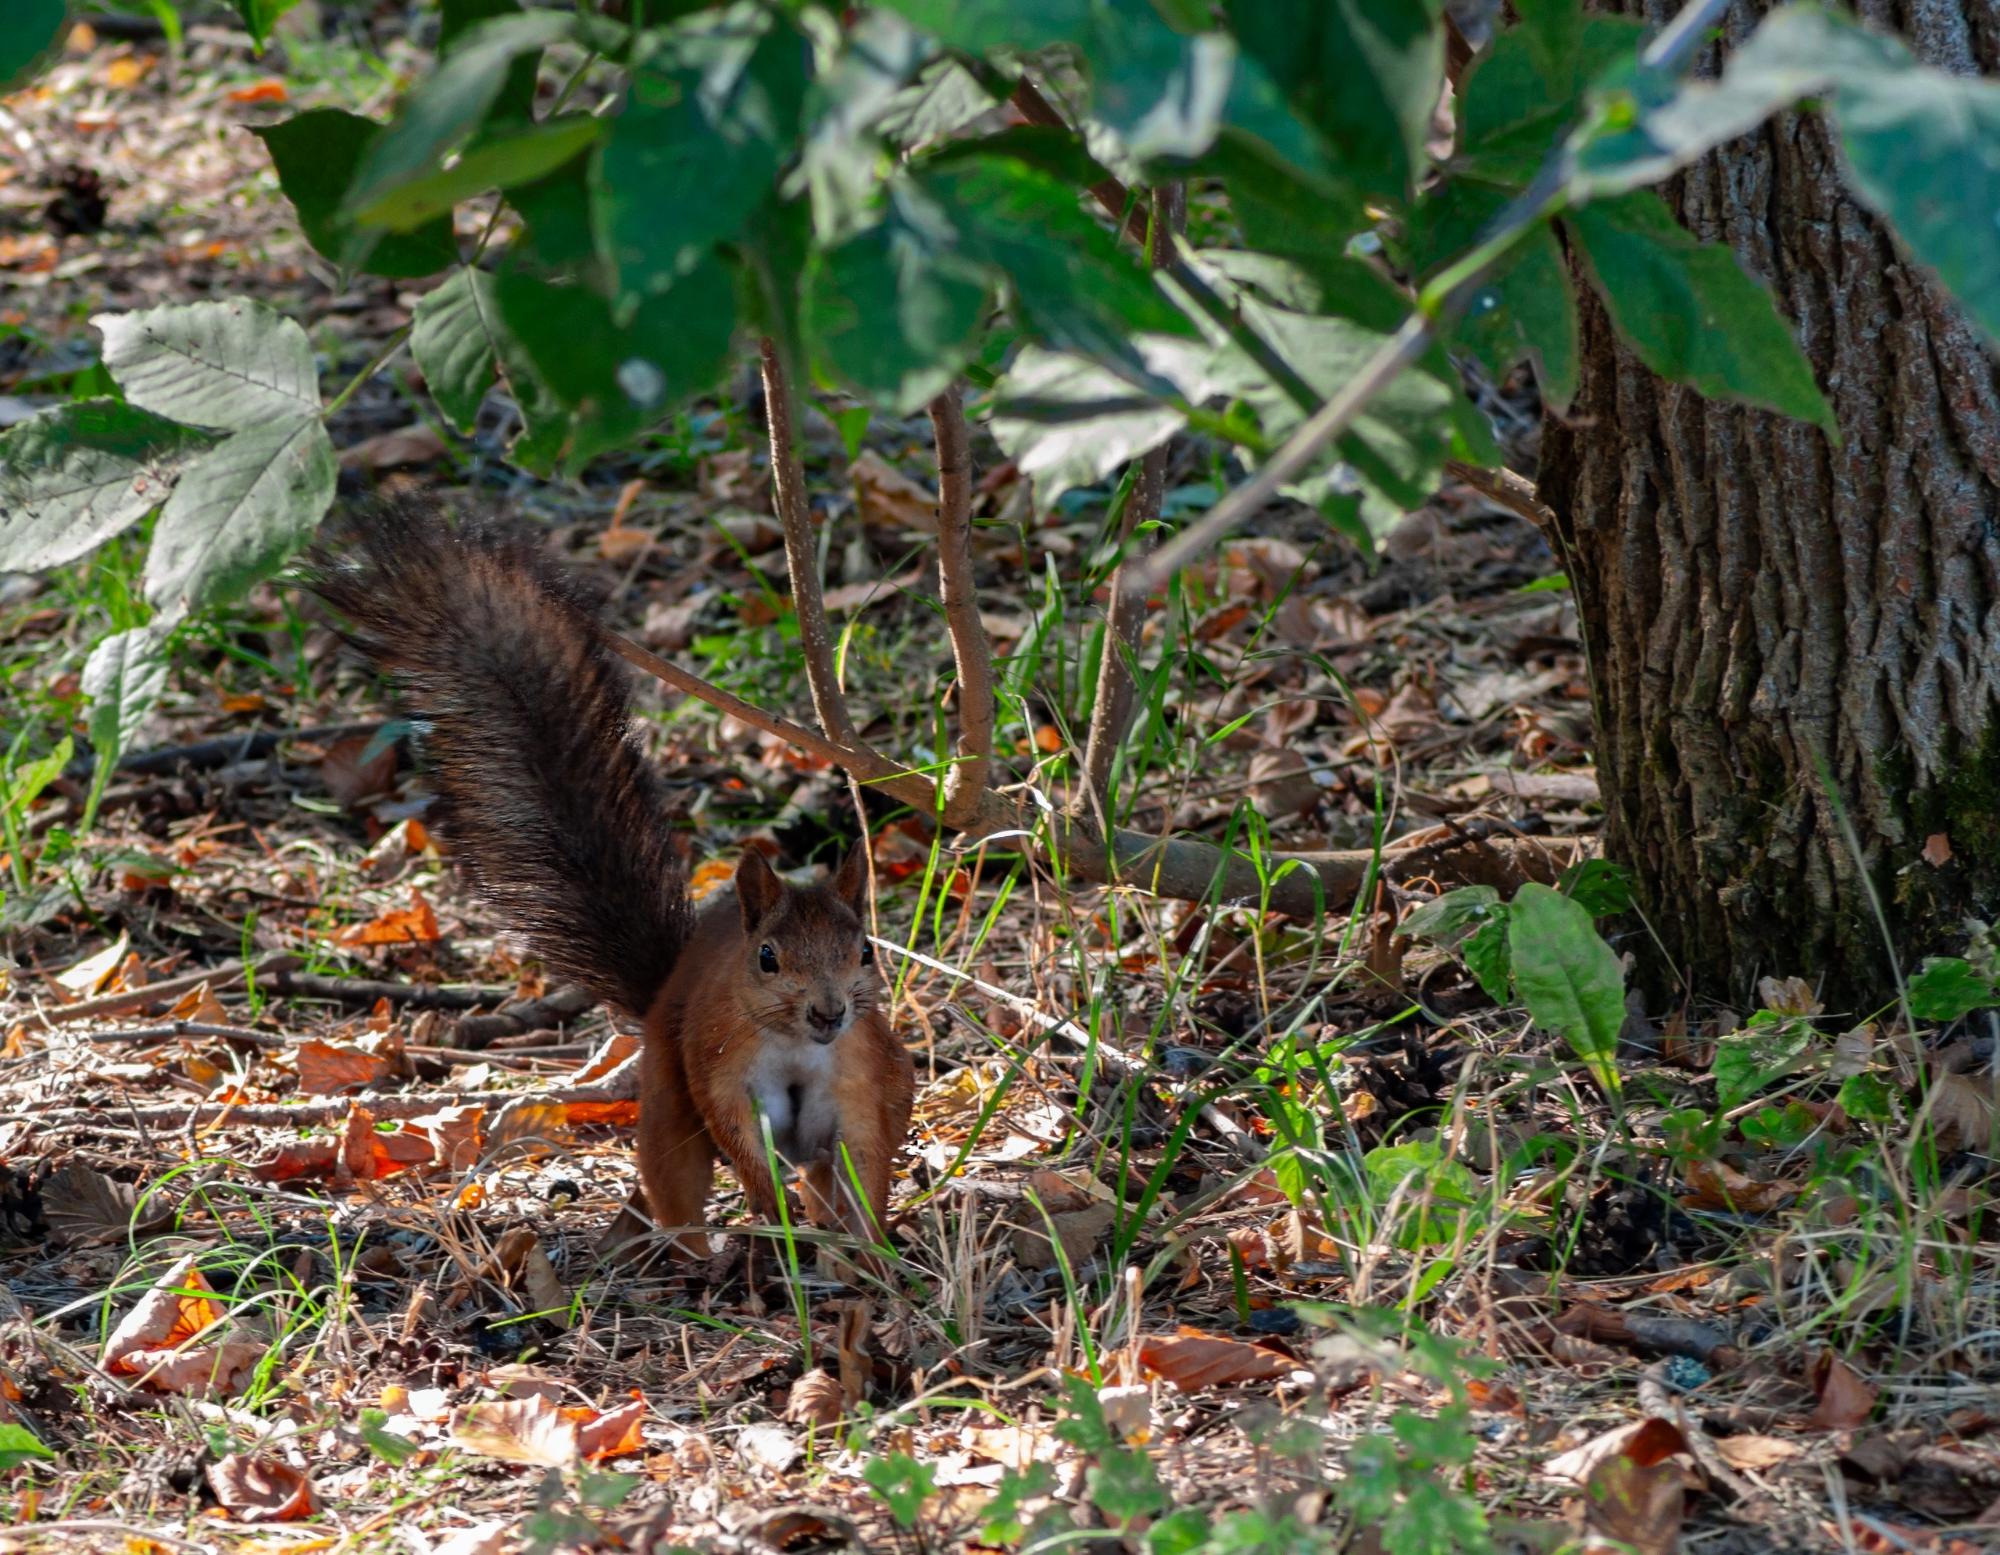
<box><xmin>306</xmin><ymin>497</ymin><xmax>916</xmax><ymax>1270</ymax></box>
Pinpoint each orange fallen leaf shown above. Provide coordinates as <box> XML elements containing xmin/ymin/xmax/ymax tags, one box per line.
<box><xmin>1808</xmin><ymin>1350</ymin><xmax>1876</xmax><ymax>1431</ymax></box>
<box><xmin>339</xmin><ymin>1103</ymin><xmax>438</xmax><ymax>1182</ymax></box>
<box><xmin>297</xmin><ymin>1031</ymin><xmax>406</xmax><ymax>1096</ymax></box>
<box><xmin>226</xmin><ymin>78</ymin><xmax>288</xmax><ymax>103</ymax></box>
<box><xmin>251</xmin><ymin>1140</ymin><xmax>339</xmax><ymax>1183</ymax></box>
<box><xmin>450</xmin><ymin>1396</ymin><xmax>580</xmax><ymax>1466</ymax></box>
<box><xmin>335</xmin><ymin>888</ymin><xmax>440</xmax><ymax>947</ymax></box>
<box><xmin>574</xmin><ymin>1397</ymin><xmax>646</xmax><ymax>1460</ymax></box>
<box><xmin>1544</xmin><ymin>1416</ymin><xmax>1688</xmax><ymax>1484</ymax></box>
<box><xmin>102</xmin><ymin>1254</ymin><xmax>262</xmax><ymax>1396</ymax></box>
<box><xmin>208</xmin><ymin>1454</ymin><xmax>317</xmax><ymax>1522</ymax></box>
<box><xmin>1679</xmin><ymin>1158</ymin><xmax>1797</xmax><ymax>1214</ymax></box>
<box><xmin>1137</xmin><ymin>1328</ymin><xmax>1300</xmax><ymax>1391</ymax></box>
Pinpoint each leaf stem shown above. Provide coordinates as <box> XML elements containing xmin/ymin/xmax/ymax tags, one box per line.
<box><xmin>320</xmin><ymin>324</ymin><xmax>412</xmax><ymax>421</ymax></box>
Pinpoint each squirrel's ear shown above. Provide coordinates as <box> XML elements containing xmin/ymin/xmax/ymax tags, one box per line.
<box><xmin>736</xmin><ymin>849</ymin><xmax>782</xmax><ymax>929</ymax></box>
<box><xmin>832</xmin><ymin>844</ymin><xmax>869</xmax><ymax>915</ymax></box>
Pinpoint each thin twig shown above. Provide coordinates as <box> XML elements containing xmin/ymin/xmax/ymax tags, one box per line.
<box><xmin>29</xmin><ymin>953</ymin><xmax>299</xmax><ymax>1027</ymax></box>
<box><xmin>928</xmin><ymin>384</ymin><xmax>993</xmax><ymax>827</ymax></box>
<box><xmin>1444</xmin><ymin>459</ymin><xmax>1560</xmax><ymax>533</ymax></box>
<box><xmin>1010</xmin><ymin>77</ymin><xmax>1152</xmax><ymax>244</ymax></box>
<box><xmin>759</xmin><ymin>336</ymin><xmax>860</xmax><ymax>749</ymax></box>
<box><xmin>1081</xmin><ymin>184</ymin><xmax>1184</xmax><ymax>811</ymax></box>
<box><xmin>30</xmin><ymin>1083</ymin><xmax>634</xmax><ymax>1131</ymax></box>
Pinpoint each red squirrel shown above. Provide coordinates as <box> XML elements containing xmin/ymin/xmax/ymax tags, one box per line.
<box><xmin>308</xmin><ymin>499</ymin><xmax>915</xmax><ymax>1268</ymax></box>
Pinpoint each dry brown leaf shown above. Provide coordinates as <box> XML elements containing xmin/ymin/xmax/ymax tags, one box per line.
<box><xmin>251</xmin><ymin>1140</ymin><xmax>339</xmax><ymax>1183</ymax></box>
<box><xmin>966</xmin><ymin>1422</ymin><xmax>1060</xmax><ymax>1470</ymax></box>
<box><xmin>433</xmin><ymin>1523</ymin><xmax>511</xmax><ymax>1555</ymax></box>
<box><xmin>318</xmin><ymin>730</ymin><xmax>400</xmax><ymax>809</ymax></box>
<box><xmin>1757</xmin><ymin>975</ymin><xmax>1821</xmax><ymax>1016</ymax></box>
<box><xmin>406</xmin><ymin>1103</ymin><xmax>484</xmax><ymax>1171</ymax></box>
<box><xmin>484</xmin><ymin>1097</ymin><xmax>573</xmax><ymax>1162</ymax></box>
<box><xmin>1009</xmin><ymin>1200</ymin><xmax>1114</xmax><ymax>1272</ymax></box>
<box><xmin>1544</xmin><ymin>1416</ymin><xmax>1688</xmax><ymax>1484</ymax></box>
<box><xmin>851</xmin><ymin>449</ymin><xmax>936</xmax><ymax>532</ymax></box>
<box><xmin>55</xmin><ymin>934</ymin><xmax>129</xmax><ymax>997</ymax></box>
<box><xmin>1923</xmin><ymin>832</ymin><xmax>1953</xmax><ymax>867</ymax></box>
<box><xmin>1929</xmin><ymin>1072</ymin><xmax>2000</xmax><ymax>1151</ymax></box>
<box><xmin>1679</xmin><ymin>1158</ymin><xmax>1798</xmax><ymax>1214</ymax></box>
<box><xmin>167</xmin><ymin>982</ymin><xmax>230</xmax><ymax>1024</ymax></box>
<box><xmin>335</xmin><ymin>888</ymin><xmax>441</xmax><ymax>947</ymax></box>
<box><xmin>1809</xmin><ymin>1350</ymin><xmax>1877</xmax><ymax>1431</ymax></box>
<box><xmin>207</xmin><ymin>1454</ymin><xmax>318</xmax><ymax>1522</ymax></box>
<box><xmin>339</xmin><ymin>1103</ymin><xmax>438</xmax><ymax>1183</ymax></box>
<box><xmin>1576</xmin><ymin>1454</ymin><xmax>1688</xmax><ymax>1555</ymax></box>
<box><xmin>102</xmin><ymin>1253</ymin><xmax>263</xmax><ymax>1396</ymax></box>
<box><xmin>1138</xmin><ymin>1328</ymin><xmax>1300</xmax><ymax>1391</ymax></box>
<box><xmin>491</xmin><ymin>1227</ymin><xmax>570</xmax><ymax>1327</ymax></box>
<box><xmin>574</xmin><ymin>1033</ymin><xmax>639</xmax><ymax>1085</ymax></box>
<box><xmin>785</xmin><ymin>1368</ymin><xmax>843</xmax><ymax>1430</ymax></box>
<box><xmin>575</xmin><ymin>1397</ymin><xmax>647</xmax><ymax>1460</ymax></box>
<box><xmin>41</xmin><ymin>1160</ymin><xmax>173</xmax><ymax>1247</ymax></box>
<box><xmin>1713</xmin><ymin>1433</ymin><xmax>1803</xmax><ymax>1471</ymax></box>
<box><xmin>296</xmin><ymin>1030</ymin><xmax>407</xmax><ymax>1096</ymax></box>
<box><xmin>450</xmin><ymin>1396</ymin><xmax>579</xmax><ymax>1466</ymax></box>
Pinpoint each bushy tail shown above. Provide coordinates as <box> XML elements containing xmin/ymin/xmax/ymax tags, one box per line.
<box><xmin>307</xmin><ymin>496</ymin><xmax>689</xmax><ymax>1017</ymax></box>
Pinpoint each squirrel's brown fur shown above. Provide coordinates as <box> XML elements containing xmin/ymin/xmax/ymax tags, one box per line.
<box><xmin>307</xmin><ymin>497</ymin><xmax>914</xmax><ymax>1264</ymax></box>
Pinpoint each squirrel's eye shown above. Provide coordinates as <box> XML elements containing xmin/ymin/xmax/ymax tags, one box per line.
<box><xmin>758</xmin><ymin>944</ymin><xmax>779</xmax><ymax>974</ymax></box>
<box><xmin>859</xmin><ymin>941</ymin><xmax>875</xmax><ymax>966</ymax></box>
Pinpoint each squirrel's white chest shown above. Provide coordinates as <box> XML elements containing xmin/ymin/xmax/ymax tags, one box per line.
<box><xmin>744</xmin><ymin>1040</ymin><xmax>842</xmax><ymax>1166</ymax></box>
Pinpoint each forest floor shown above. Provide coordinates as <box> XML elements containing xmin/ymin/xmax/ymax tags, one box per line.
<box><xmin>2</xmin><ymin>16</ymin><xmax>1997</xmax><ymax>1555</ymax></box>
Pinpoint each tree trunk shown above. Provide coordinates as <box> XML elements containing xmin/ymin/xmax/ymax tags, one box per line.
<box><xmin>1537</xmin><ymin>0</ymin><xmax>2000</xmax><ymax>1007</ymax></box>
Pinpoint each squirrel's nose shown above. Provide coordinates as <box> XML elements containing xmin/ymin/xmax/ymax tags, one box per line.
<box><xmin>807</xmin><ymin>1002</ymin><xmax>847</xmax><ymax>1040</ymax></box>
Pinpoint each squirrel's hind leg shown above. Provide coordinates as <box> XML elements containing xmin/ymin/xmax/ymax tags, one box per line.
<box><xmin>636</xmin><ymin>1038</ymin><xmax>718</xmax><ymax>1260</ymax></box>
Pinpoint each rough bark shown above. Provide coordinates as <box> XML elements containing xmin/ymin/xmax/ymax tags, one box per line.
<box><xmin>1538</xmin><ymin>0</ymin><xmax>2000</xmax><ymax>1005</ymax></box>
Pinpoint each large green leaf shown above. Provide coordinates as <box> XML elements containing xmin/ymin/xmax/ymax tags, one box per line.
<box><xmin>990</xmin><ymin>344</ymin><xmax>1188</xmax><ymax>506</ymax></box>
<box><xmin>412</xmin><ymin>268</ymin><xmax>506</xmax><ymax>434</ymax></box>
<box><xmin>440</xmin><ymin>0</ymin><xmax>539</xmax><ymax>122</ymax></box>
<box><xmin>83</xmin><ymin>627</ymin><xmax>172</xmax><ymax>771</ymax></box>
<box><xmin>877</xmin><ymin>57</ymin><xmax>996</xmax><ymax>152</ymax></box>
<box><xmin>344</xmin><ymin>12</ymin><xmax>574</xmax><ymax>225</ymax></box>
<box><xmin>492</xmin><ymin>263</ymin><xmax>736</xmax><ymax>475</ymax></box>
<box><xmin>1566</xmin><ymin>192</ymin><xmax>1835</xmax><ymax>433</ymax></box>
<box><xmin>594</xmin><ymin>12</ymin><xmax>807</xmax><ymax>305</ymax></box>
<box><xmin>357</xmin><ymin>115</ymin><xmax>601</xmax><ymax>232</ymax></box>
<box><xmin>875</xmin><ymin>0</ymin><xmax>1093</xmax><ymax>52</ymax></box>
<box><xmin>1832</xmin><ymin>63</ymin><xmax>2000</xmax><ymax>350</ymax></box>
<box><xmin>800</xmin><ymin>9</ymin><xmax>932</xmax><ymax>239</ymax></box>
<box><xmin>232</xmin><ymin>0</ymin><xmax>304</xmax><ymax>49</ymax></box>
<box><xmin>0</xmin><ymin>400</ymin><xmax>211</xmax><ymax>571</ymax></box>
<box><xmin>505</xmin><ymin>151</ymin><xmax>600</xmax><ymax>274</ymax></box>
<box><xmin>144</xmin><ymin>417</ymin><xmax>337</xmax><ymax>621</ymax></box>
<box><xmin>1224</xmin><ymin>0</ymin><xmax>1441</xmax><ymax>203</ymax></box>
<box><xmin>2</xmin><ymin>0</ymin><xmax>66</xmax><ymax>91</ymax></box>
<box><xmin>253</xmin><ymin>109</ymin><xmax>457</xmax><ymax>278</ymax></box>
<box><xmin>918</xmin><ymin>154</ymin><xmax>1195</xmax><ymax>384</ymax></box>
<box><xmin>1410</xmin><ymin>179</ymin><xmax>1579</xmax><ymax>409</ymax></box>
<box><xmin>805</xmin><ymin>189</ymin><xmax>991</xmax><ymax>414</ymax></box>
<box><xmin>1506</xmin><ymin>882</ymin><xmax>1624</xmax><ymax>1097</ymax></box>
<box><xmin>1456</xmin><ymin>14</ymin><xmax>1645</xmax><ymax>184</ymax></box>
<box><xmin>94</xmin><ymin>300</ymin><xmax>320</xmax><ymax>432</ymax></box>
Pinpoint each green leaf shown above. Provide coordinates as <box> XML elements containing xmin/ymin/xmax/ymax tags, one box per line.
<box><xmin>1146</xmin><ymin>1508</ymin><xmax>1210</xmax><ymax>1555</ymax></box>
<box><xmin>95</xmin><ymin>300</ymin><xmax>321</xmax><ymax>432</ymax></box>
<box><xmin>805</xmin><ymin>188</ymin><xmax>992</xmax><ymax>415</ymax></box>
<box><xmin>492</xmin><ymin>263</ymin><xmax>735</xmax><ymax>475</ymax></box>
<box><xmin>0</xmin><ymin>1421</ymin><xmax>55</xmax><ymax>1470</ymax></box>
<box><xmin>1462</xmin><ymin>915</ymin><xmax>1511</xmax><ymax>1001</ymax></box>
<box><xmin>144</xmin><ymin>417</ymin><xmax>337</xmax><ymax>622</ymax></box>
<box><xmin>83</xmin><ymin>628</ymin><xmax>171</xmax><ymax>773</ymax></box>
<box><xmin>1738</xmin><ymin>1100</ymin><xmax>1818</xmax><ymax>1148</ymax></box>
<box><xmin>505</xmin><ymin>151</ymin><xmax>601</xmax><ymax>274</ymax></box>
<box><xmin>441</xmin><ymin>0</ymin><xmax>539</xmax><ymax>122</ymax></box>
<box><xmin>918</xmin><ymin>154</ymin><xmax>1196</xmax><ymax>382</ymax></box>
<box><xmin>1080</xmin><ymin>4</ymin><xmax>1237</xmax><ymax>165</ymax></box>
<box><xmin>2</xmin><ymin>737</ymin><xmax>73</xmax><ymax>821</ymax></box>
<box><xmin>801</xmin><ymin>9</ymin><xmax>931</xmax><ymax>240</ymax></box>
<box><xmin>1557</xmin><ymin>858</ymin><xmax>1634</xmax><ymax>917</ymax></box>
<box><xmin>231</xmin><ymin>0</ymin><xmax>303</xmax><ymax>49</ymax></box>
<box><xmin>1410</xmin><ymin>179</ymin><xmax>1579</xmax><ymax>409</ymax></box>
<box><xmin>413</xmin><ymin>268</ymin><xmax>505</xmax><ymax>434</ymax></box>
<box><xmin>989</xmin><ymin>343</ymin><xmax>1189</xmax><ymax>506</ymax></box>
<box><xmin>1565</xmin><ymin>192</ymin><xmax>1836</xmax><ymax>434</ymax></box>
<box><xmin>1836</xmin><ymin>1071</ymin><xmax>1894</xmax><ymax>1124</ymax></box>
<box><xmin>0</xmin><ymin>399</ymin><xmax>211</xmax><ymax>570</ymax></box>
<box><xmin>358</xmin><ymin>1408</ymin><xmax>421</xmax><ymax>1467</ymax></box>
<box><xmin>1361</xmin><ymin>1138</ymin><xmax>1484</xmax><ymax>1248</ymax></box>
<box><xmin>1401</xmin><ymin>885</ymin><xmax>1501</xmax><ymax>948</ymax></box>
<box><xmin>875</xmin><ymin>0</ymin><xmax>1093</xmax><ymax>52</ymax></box>
<box><xmin>1506</xmin><ymin>881</ymin><xmax>1624</xmax><ymax>1096</ymax></box>
<box><xmin>1829</xmin><ymin>52</ymin><xmax>2000</xmax><ymax>351</ymax></box>
<box><xmin>1907</xmin><ymin>956</ymin><xmax>2000</xmax><ymax>1021</ymax></box>
<box><xmin>594</xmin><ymin>12</ymin><xmax>807</xmax><ymax>305</ymax></box>
<box><xmin>878</xmin><ymin>57</ymin><xmax>997</xmax><ymax>151</ymax></box>
<box><xmin>1456</xmin><ymin>15</ymin><xmax>1645</xmax><ymax>184</ymax></box>
<box><xmin>862</xmin><ymin>1452</ymin><xmax>936</xmax><ymax>1530</ymax></box>
<box><xmin>1225</xmin><ymin>0</ymin><xmax>1442</xmax><ymax>203</ymax></box>
<box><xmin>343</xmin><ymin>12</ymin><xmax>574</xmax><ymax>224</ymax></box>
<box><xmin>980</xmin><ymin>1462</ymin><xmax>1056</xmax><ymax>1546</ymax></box>
<box><xmin>253</xmin><ymin>109</ymin><xmax>458</xmax><ymax>277</ymax></box>
<box><xmin>1087</xmin><ymin>1448</ymin><xmax>1168</xmax><ymax>1526</ymax></box>
<box><xmin>356</xmin><ymin>115</ymin><xmax>601</xmax><ymax>233</ymax></box>
<box><xmin>1712</xmin><ymin>1019</ymin><xmax>1813</xmax><ymax>1111</ymax></box>
<box><xmin>1</xmin><ymin>0</ymin><xmax>67</xmax><ymax>91</ymax></box>
<box><xmin>1383</xmin><ymin>1476</ymin><xmax>1491</xmax><ymax>1555</ymax></box>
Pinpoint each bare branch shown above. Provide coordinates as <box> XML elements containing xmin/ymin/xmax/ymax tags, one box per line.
<box><xmin>1081</xmin><ymin>184</ymin><xmax>1184</xmax><ymax>811</ymax></box>
<box><xmin>759</xmin><ymin>335</ymin><xmax>860</xmax><ymax>748</ymax></box>
<box><xmin>1444</xmin><ymin>459</ymin><xmax>1560</xmax><ymax>534</ymax></box>
<box><xmin>929</xmin><ymin>384</ymin><xmax>994</xmax><ymax>828</ymax></box>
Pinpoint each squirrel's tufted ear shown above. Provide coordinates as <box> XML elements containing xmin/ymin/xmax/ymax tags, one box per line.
<box><xmin>736</xmin><ymin>849</ymin><xmax>783</xmax><ymax>930</ymax></box>
<box><xmin>831</xmin><ymin>844</ymin><xmax>869</xmax><ymax>915</ymax></box>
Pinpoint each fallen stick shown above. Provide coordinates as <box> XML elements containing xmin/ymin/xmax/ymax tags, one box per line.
<box><xmin>30</xmin><ymin>953</ymin><xmax>300</xmax><ymax>1027</ymax></box>
<box><xmin>27</xmin><ymin>1083</ymin><xmax>635</xmax><ymax>1131</ymax></box>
